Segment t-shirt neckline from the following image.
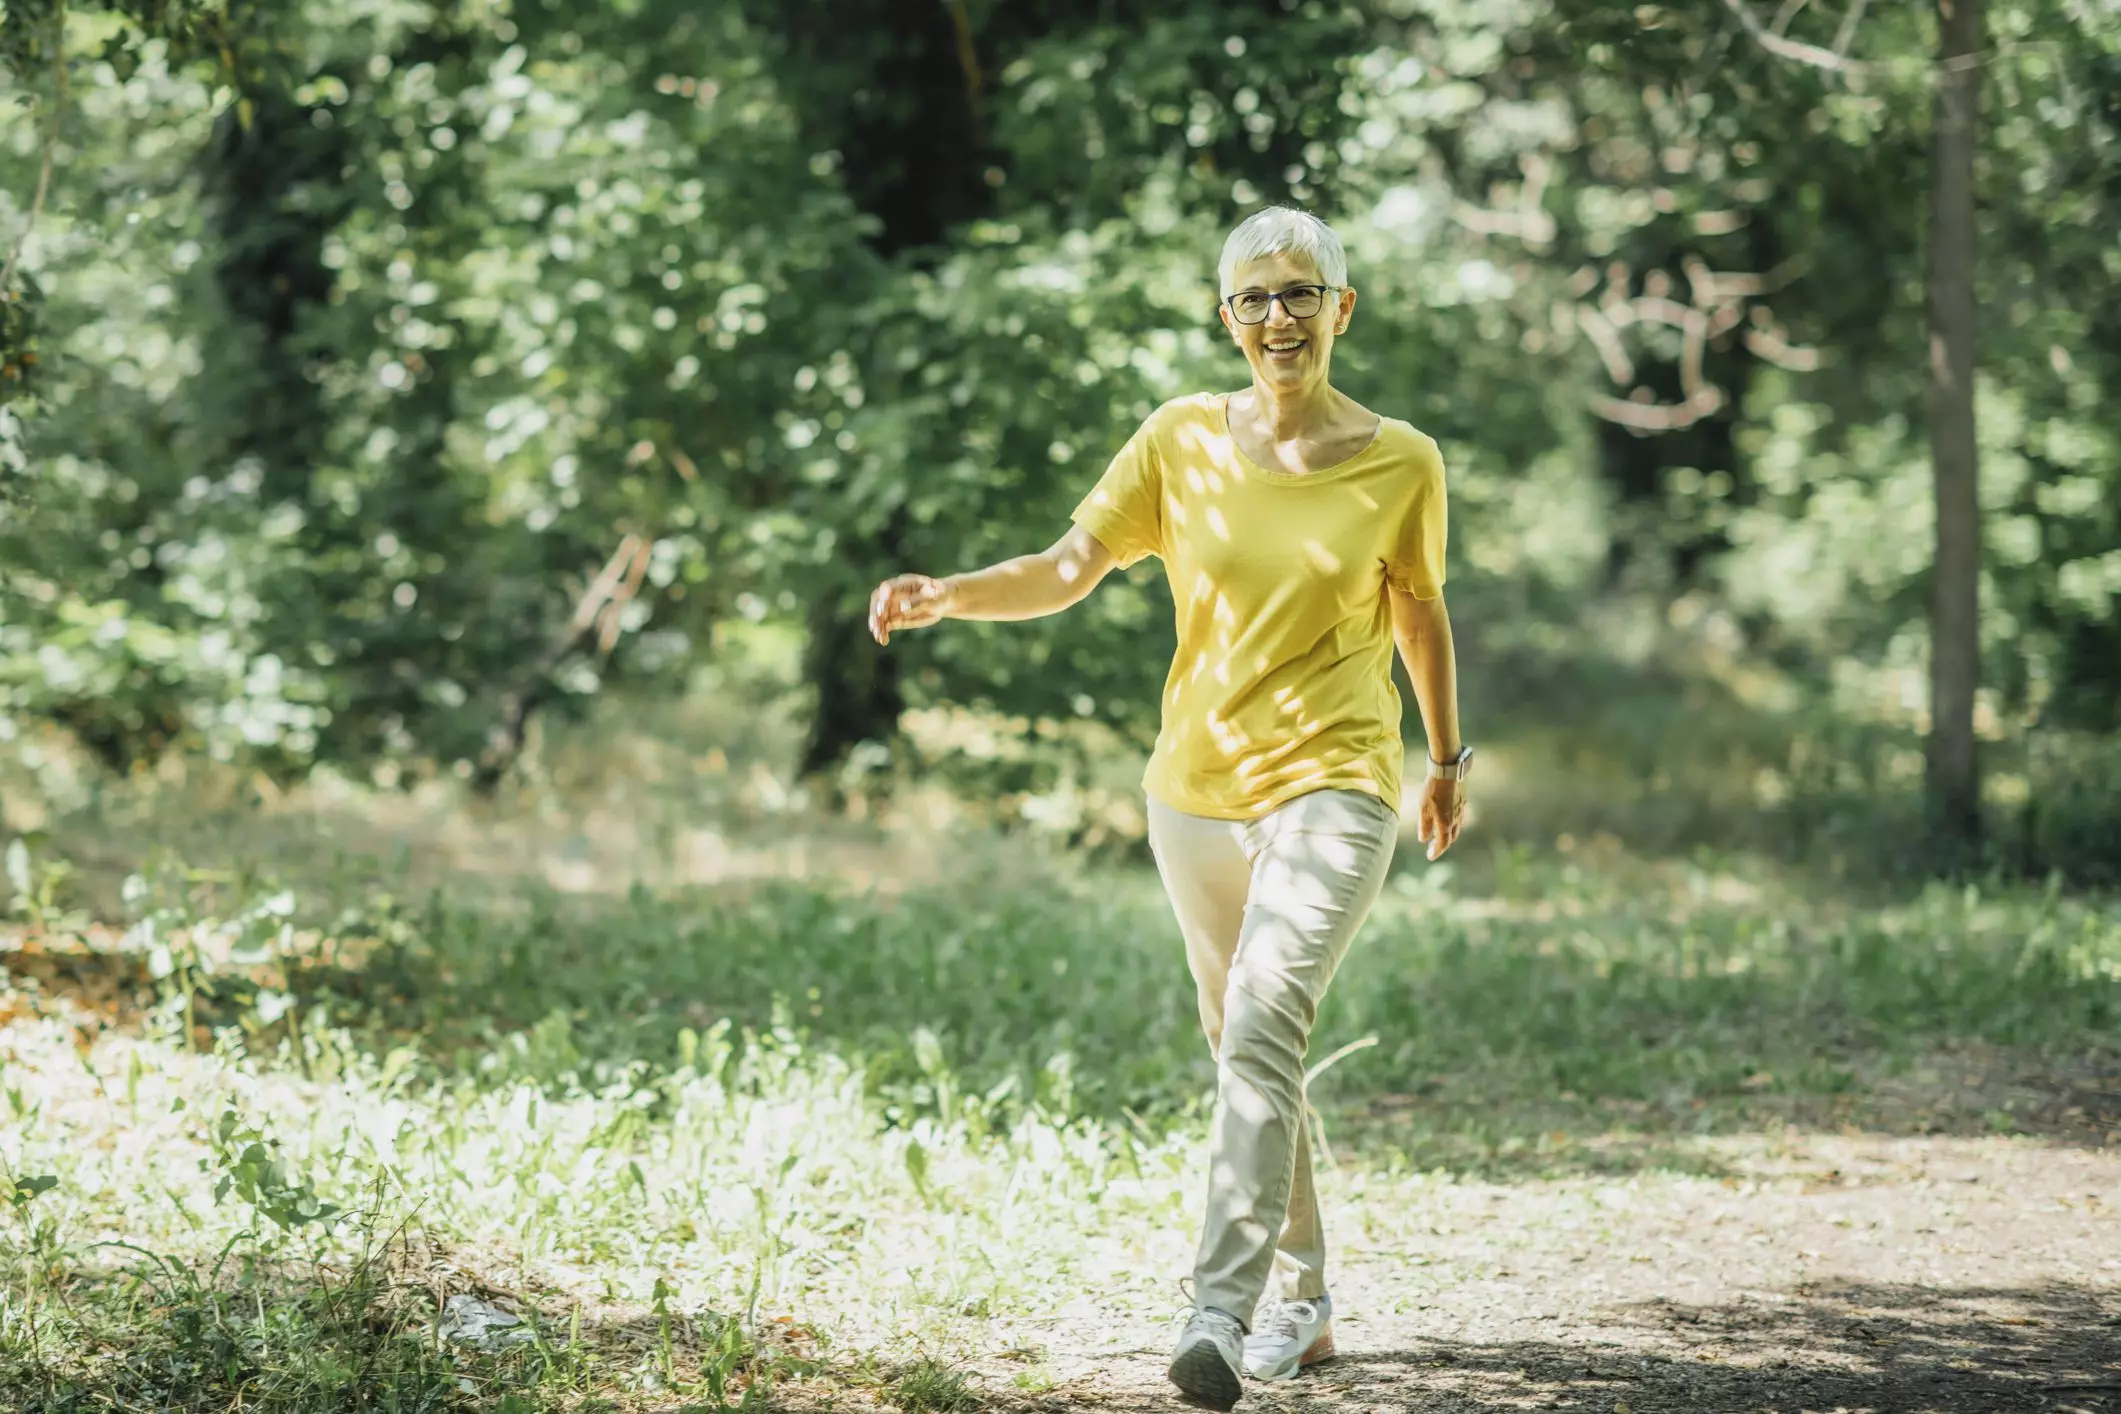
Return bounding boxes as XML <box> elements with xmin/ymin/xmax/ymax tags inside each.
<box><xmin>1218</xmin><ymin>392</ymin><xmax>1386</xmax><ymax>485</ymax></box>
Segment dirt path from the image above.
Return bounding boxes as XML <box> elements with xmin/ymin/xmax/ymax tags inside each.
<box><xmin>963</xmin><ymin>1133</ymin><xmax>2120</xmax><ymax>1414</ymax></box>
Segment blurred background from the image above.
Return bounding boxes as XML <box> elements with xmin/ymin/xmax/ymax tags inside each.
<box><xmin>3</xmin><ymin>5</ymin><xmax>2121</xmax><ymax>1409</ymax></box>
<box><xmin>3</xmin><ymin>0</ymin><xmax>2119</xmax><ymax>879</ymax></box>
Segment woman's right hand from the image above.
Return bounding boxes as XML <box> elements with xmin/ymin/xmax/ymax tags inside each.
<box><xmin>868</xmin><ymin>574</ymin><xmax>954</xmax><ymax>645</ymax></box>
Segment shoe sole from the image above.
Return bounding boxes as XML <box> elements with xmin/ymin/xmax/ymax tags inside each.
<box><xmin>1246</xmin><ymin>1327</ymin><xmax>1336</xmax><ymax>1382</ymax></box>
<box><xmin>1168</xmin><ymin>1340</ymin><xmax>1243</xmax><ymax>1411</ymax></box>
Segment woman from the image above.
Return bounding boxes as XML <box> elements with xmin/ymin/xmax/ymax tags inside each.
<box><xmin>868</xmin><ymin>205</ymin><xmax>1469</xmax><ymax>1412</ymax></box>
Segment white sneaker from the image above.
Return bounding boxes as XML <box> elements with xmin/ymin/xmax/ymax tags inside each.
<box><xmin>1167</xmin><ymin>1305</ymin><xmax>1247</xmax><ymax>1410</ymax></box>
<box><xmin>1242</xmin><ymin>1294</ymin><xmax>1335</xmax><ymax>1381</ymax></box>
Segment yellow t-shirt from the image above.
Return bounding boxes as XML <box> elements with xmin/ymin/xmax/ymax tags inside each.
<box><xmin>1072</xmin><ymin>392</ymin><xmax>1447</xmax><ymax>821</ymax></box>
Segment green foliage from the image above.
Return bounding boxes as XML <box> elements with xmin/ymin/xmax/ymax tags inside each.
<box><xmin>893</xmin><ymin>1356</ymin><xmax>980</xmax><ymax>1413</ymax></box>
<box><xmin>0</xmin><ymin>0</ymin><xmax>2118</xmax><ymax>867</ymax></box>
<box><xmin>208</xmin><ymin>1106</ymin><xmax>343</xmax><ymax>1230</ymax></box>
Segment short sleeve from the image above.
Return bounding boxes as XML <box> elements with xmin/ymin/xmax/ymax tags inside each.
<box><xmin>1070</xmin><ymin>415</ymin><xmax>1165</xmax><ymax>568</ymax></box>
<box><xmin>1384</xmin><ymin>436</ymin><xmax>1448</xmax><ymax>599</ymax></box>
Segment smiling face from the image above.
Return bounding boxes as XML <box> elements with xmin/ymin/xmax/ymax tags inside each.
<box><xmin>1219</xmin><ymin>250</ymin><xmax>1358</xmax><ymax>396</ymax></box>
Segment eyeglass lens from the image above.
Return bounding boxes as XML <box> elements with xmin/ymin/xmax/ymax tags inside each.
<box><xmin>1230</xmin><ymin>286</ymin><xmax>1326</xmax><ymax>323</ymax></box>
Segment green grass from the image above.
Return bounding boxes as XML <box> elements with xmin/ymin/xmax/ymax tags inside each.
<box><xmin>2</xmin><ymin>755</ymin><xmax>2119</xmax><ymax>1409</ymax></box>
<box><xmin>892</xmin><ymin>1357</ymin><xmax>980</xmax><ymax>1411</ymax></box>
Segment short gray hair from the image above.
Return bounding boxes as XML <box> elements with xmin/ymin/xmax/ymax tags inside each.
<box><xmin>1217</xmin><ymin>206</ymin><xmax>1348</xmax><ymax>296</ymax></box>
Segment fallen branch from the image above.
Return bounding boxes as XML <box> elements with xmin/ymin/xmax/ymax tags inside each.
<box><xmin>1305</xmin><ymin>1034</ymin><xmax>1379</xmax><ymax>1087</ymax></box>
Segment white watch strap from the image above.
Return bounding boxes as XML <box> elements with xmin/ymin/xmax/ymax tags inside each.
<box><xmin>1427</xmin><ymin>746</ymin><xmax>1473</xmax><ymax>781</ymax></box>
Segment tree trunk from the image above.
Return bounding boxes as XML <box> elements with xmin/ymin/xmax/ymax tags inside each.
<box><xmin>1925</xmin><ymin>0</ymin><xmax>1983</xmax><ymax>855</ymax></box>
<box><xmin>799</xmin><ymin>584</ymin><xmax>903</xmax><ymax>784</ymax></box>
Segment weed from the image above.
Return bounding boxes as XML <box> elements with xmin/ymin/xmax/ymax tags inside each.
<box><xmin>894</xmin><ymin>1356</ymin><xmax>980</xmax><ymax>1412</ymax></box>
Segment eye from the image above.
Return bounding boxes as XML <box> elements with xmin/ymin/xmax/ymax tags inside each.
<box><xmin>1282</xmin><ymin>287</ymin><xmax>1325</xmax><ymax>317</ymax></box>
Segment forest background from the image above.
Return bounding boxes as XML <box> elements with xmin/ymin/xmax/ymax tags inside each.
<box><xmin>3</xmin><ymin>0</ymin><xmax>2118</xmax><ymax>879</ymax></box>
<box><xmin>3</xmin><ymin>4</ymin><xmax>2121</xmax><ymax>1412</ymax></box>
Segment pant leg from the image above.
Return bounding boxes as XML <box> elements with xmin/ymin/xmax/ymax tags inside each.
<box><xmin>1150</xmin><ymin>797</ymin><xmax>1332</xmax><ymax>1310</ymax></box>
<box><xmin>1190</xmin><ymin>788</ymin><xmax>1397</xmax><ymax>1325</ymax></box>
<box><xmin>1145</xmin><ymin>799</ymin><xmax>1252</xmax><ymax>1054</ymax></box>
<box><xmin>1276</xmin><ymin>1104</ymin><xmax>1325</xmax><ymax>1302</ymax></box>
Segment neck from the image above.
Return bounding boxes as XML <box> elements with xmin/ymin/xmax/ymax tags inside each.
<box><xmin>1241</xmin><ymin>376</ymin><xmax>1338</xmax><ymax>439</ymax></box>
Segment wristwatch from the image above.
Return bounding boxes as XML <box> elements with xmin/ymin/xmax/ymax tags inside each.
<box><xmin>1426</xmin><ymin>745</ymin><xmax>1474</xmax><ymax>781</ymax></box>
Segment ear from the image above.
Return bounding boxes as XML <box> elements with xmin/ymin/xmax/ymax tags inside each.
<box><xmin>1334</xmin><ymin>286</ymin><xmax>1357</xmax><ymax>336</ymax></box>
<box><xmin>1217</xmin><ymin>301</ymin><xmax>1237</xmax><ymax>342</ymax></box>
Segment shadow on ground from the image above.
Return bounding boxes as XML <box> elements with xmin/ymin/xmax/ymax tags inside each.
<box><xmin>963</xmin><ymin>1282</ymin><xmax>2121</xmax><ymax>1414</ymax></box>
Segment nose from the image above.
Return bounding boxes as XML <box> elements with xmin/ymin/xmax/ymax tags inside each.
<box><xmin>1264</xmin><ymin>296</ymin><xmax>1298</xmax><ymax>329</ymax></box>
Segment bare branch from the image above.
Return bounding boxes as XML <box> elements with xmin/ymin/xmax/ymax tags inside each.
<box><xmin>1</xmin><ymin>19</ymin><xmax>68</xmax><ymax>311</ymax></box>
<box><xmin>594</xmin><ymin>535</ymin><xmax>654</xmax><ymax>654</ymax></box>
<box><xmin>1744</xmin><ymin>325</ymin><xmax>1823</xmax><ymax>371</ymax></box>
<box><xmin>1589</xmin><ymin>386</ymin><xmax>1726</xmax><ymax>432</ymax></box>
<box><xmin>1578</xmin><ymin>307</ymin><xmax>1636</xmax><ymax>386</ymax></box>
<box><xmin>1721</xmin><ymin>0</ymin><xmax>1871</xmax><ymax>73</ymax></box>
<box><xmin>946</xmin><ymin>0</ymin><xmax>983</xmax><ymax>131</ymax></box>
<box><xmin>1678</xmin><ymin>306</ymin><xmax>1711</xmax><ymax>399</ymax></box>
<box><xmin>476</xmin><ymin>529</ymin><xmax>659</xmax><ymax>790</ymax></box>
<box><xmin>1633</xmin><ymin>295</ymin><xmax>1701</xmax><ymax>331</ymax></box>
<box><xmin>1449</xmin><ymin>155</ymin><xmax>1557</xmax><ymax>249</ymax></box>
<box><xmin>1681</xmin><ymin>253</ymin><xmax>1811</xmax><ymax>302</ymax></box>
<box><xmin>1831</xmin><ymin>0</ymin><xmax>1872</xmax><ymax>60</ymax></box>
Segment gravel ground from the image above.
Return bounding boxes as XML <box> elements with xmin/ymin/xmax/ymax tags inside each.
<box><xmin>951</xmin><ymin>1131</ymin><xmax>2121</xmax><ymax>1414</ymax></box>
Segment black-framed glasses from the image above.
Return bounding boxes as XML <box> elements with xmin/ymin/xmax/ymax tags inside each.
<box><xmin>1223</xmin><ymin>284</ymin><xmax>1341</xmax><ymax>325</ymax></box>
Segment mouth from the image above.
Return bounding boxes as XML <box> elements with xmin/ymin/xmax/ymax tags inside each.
<box><xmin>1262</xmin><ymin>338</ymin><xmax>1309</xmax><ymax>362</ymax></box>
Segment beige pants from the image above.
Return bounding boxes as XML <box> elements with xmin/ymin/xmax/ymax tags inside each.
<box><xmin>1146</xmin><ymin>787</ymin><xmax>1398</xmax><ymax>1327</ymax></box>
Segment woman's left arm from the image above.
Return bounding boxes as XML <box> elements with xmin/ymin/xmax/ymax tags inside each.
<box><xmin>1389</xmin><ymin>585</ymin><xmax>1467</xmax><ymax>859</ymax></box>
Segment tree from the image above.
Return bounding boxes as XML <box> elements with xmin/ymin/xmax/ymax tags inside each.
<box><xmin>1925</xmin><ymin>0</ymin><xmax>1983</xmax><ymax>851</ymax></box>
<box><xmin>734</xmin><ymin>0</ymin><xmax>1366</xmax><ymax>780</ymax></box>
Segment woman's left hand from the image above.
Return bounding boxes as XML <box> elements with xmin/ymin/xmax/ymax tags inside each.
<box><xmin>1415</xmin><ymin>778</ymin><xmax>1467</xmax><ymax>861</ymax></box>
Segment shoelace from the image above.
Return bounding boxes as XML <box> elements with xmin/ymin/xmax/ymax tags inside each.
<box><xmin>1257</xmin><ymin>1299</ymin><xmax>1320</xmax><ymax>1342</ymax></box>
<box><xmin>1170</xmin><ymin>1282</ymin><xmax>1247</xmax><ymax>1339</ymax></box>
<box><xmin>1170</xmin><ymin>1276</ymin><xmax>1203</xmax><ymax>1329</ymax></box>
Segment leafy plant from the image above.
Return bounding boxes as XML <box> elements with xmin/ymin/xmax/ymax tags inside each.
<box><xmin>206</xmin><ymin>1107</ymin><xmax>342</xmax><ymax>1234</ymax></box>
<box><xmin>4</xmin><ymin>834</ymin><xmax>85</xmax><ymax>936</ymax></box>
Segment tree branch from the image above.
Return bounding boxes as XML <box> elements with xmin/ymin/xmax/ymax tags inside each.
<box><xmin>945</xmin><ymin>0</ymin><xmax>983</xmax><ymax>133</ymax></box>
<box><xmin>1831</xmin><ymin>0</ymin><xmax>1872</xmax><ymax>59</ymax></box>
<box><xmin>474</xmin><ymin>530</ymin><xmax>656</xmax><ymax>791</ymax></box>
<box><xmin>0</xmin><ymin>11</ymin><xmax>69</xmax><ymax>312</ymax></box>
<box><xmin>1721</xmin><ymin>0</ymin><xmax>1872</xmax><ymax>73</ymax></box>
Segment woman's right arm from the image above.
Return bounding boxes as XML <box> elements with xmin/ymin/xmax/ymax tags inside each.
<box><xmin>869</xmin><ymin>524</ymin><xmax>1117</xmax><ymax>645</ymax></box>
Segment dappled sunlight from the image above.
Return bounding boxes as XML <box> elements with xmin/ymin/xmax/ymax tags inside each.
<box><xmin>1072</xmin><ymin>394</ymin><xmax>1447</xmax><ymax>823</ymax></box>
<box><xmin>2</xmin><ymin>782</ymin><xmax>2115</xmax><ymax>1406</ymax></box>
<box><xmin>6</xmin><ymin>0</ymin><xmax>2118</xmax><ymax>1404</ymax></box>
